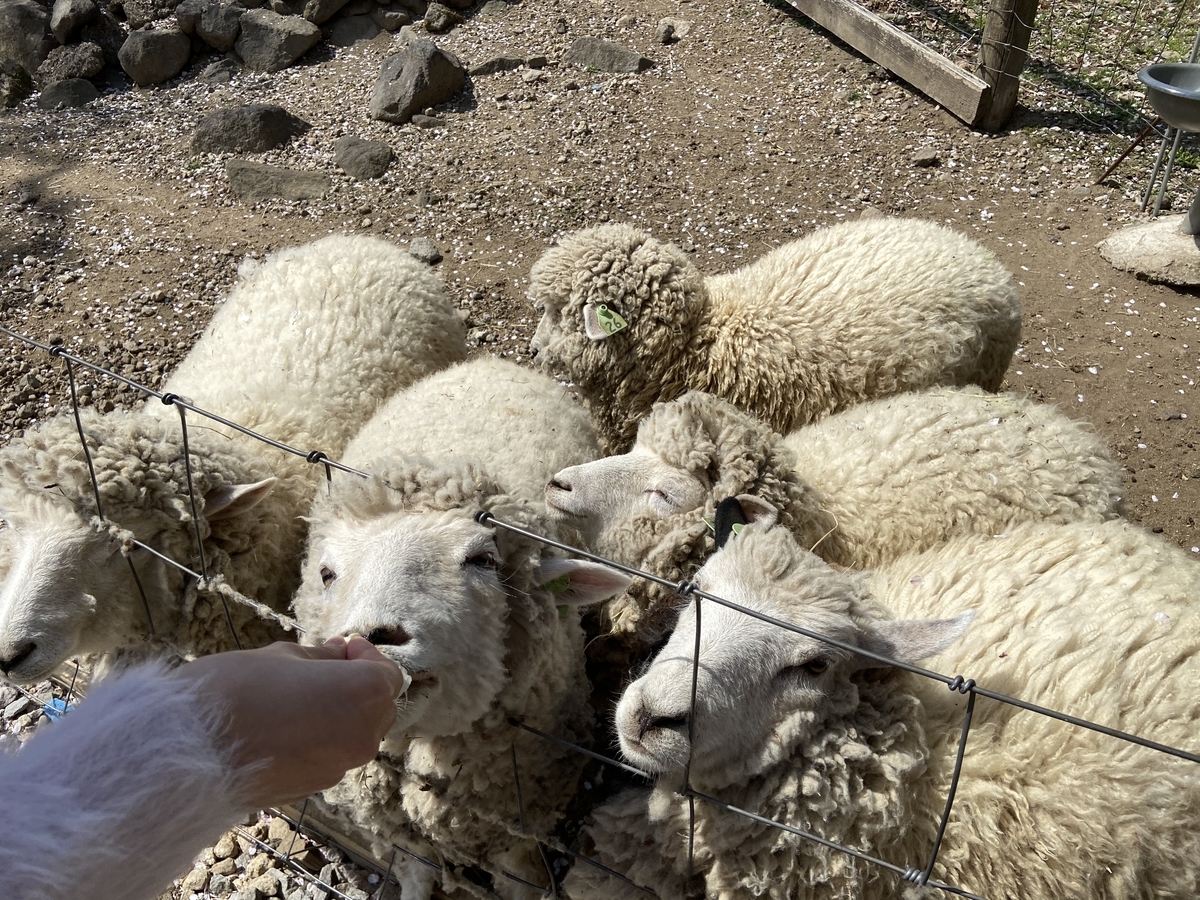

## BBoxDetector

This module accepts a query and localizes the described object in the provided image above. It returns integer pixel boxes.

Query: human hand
[176,636,408,808]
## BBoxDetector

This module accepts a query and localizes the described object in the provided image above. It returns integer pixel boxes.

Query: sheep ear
[582,303,628,340]
[713,497,748,549]
[853,611,975,670]
[204,478,277,521]
[734,494,778,529]
[533,558,633,607]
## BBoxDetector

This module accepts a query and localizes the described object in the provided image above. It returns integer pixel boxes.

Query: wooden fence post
[976,0,1039,131]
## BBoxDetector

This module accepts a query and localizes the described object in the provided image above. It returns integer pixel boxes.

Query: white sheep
[567,505,1200,900]
[546,389,1125,639]
[291,355,625,900]
[0,234,466,682]
[528,219,1022,452]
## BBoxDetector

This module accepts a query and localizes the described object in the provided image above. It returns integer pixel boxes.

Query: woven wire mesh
[2,325,1198,900]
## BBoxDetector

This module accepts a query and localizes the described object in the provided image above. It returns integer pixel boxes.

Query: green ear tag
[540,574,571,595]
[596,304,628,336]
[731,523,744,537]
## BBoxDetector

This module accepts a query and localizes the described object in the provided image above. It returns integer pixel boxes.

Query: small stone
[212,857,238,876]
[3,696,32,718]
[36,77,99,109]
[467,54,521,77]
[422,1,460,33]
[555,17,567,34]
[410,113,444,128]
[214,833,239,860]
[181,867,210,893]
[245,853,273,879]
[912,147,940,167]
[562,36,653,74]
[408,237,442,264]
[249,873,280,897]
[267,816,297,848]
[477,0,507,14]
[290,848,323,872]
[525,54,546,69]
[209,873,233,895]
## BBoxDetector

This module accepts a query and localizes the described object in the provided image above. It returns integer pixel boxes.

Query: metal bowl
[1139,63,1200,132]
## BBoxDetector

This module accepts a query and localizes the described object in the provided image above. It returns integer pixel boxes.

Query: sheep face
[299,508,511,741]
[546,447,708,555]
[615,520,971,790]
[0,495,138,682]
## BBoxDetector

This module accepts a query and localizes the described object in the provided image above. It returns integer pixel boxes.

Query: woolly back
[600,392,844,639]
[529,224,709,452]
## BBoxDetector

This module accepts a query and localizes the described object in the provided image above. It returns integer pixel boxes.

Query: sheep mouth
[543,495,585,522]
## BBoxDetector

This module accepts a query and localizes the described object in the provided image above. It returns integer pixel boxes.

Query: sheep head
[294,455,630,746]
[527,225,709,452]
[546,391,841,637]
[0,410,277,683]
[615,501,972,790]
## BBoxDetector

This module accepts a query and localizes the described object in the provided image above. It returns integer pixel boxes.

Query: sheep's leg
[398,858,439,900]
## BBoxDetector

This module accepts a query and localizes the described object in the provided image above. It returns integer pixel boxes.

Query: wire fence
[2,324,1198,900]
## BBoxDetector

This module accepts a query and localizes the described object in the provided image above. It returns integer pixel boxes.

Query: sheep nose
[637,707,688,741]
[548,476,572,493]
[0,641,36,677]
[356,626,411,647]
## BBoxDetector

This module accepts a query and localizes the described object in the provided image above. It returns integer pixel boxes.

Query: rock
[339,0,370,13]
[408,236,441,264]
[477,0,507,14]
[0,56,32,106]
[197,3,244,52]
[369,5,408,30]
[119,28,190,86]
[655,16,691,43]
[175,0,205,31]
[302,0,347,24]
[1098,215,1200,286]
[525,54,545,69]
[225,159,331,200]
[410,112,442,127]
[3,695,31,718]
[211,857,238,876]
[199,56,238,82]
[267,816,297,848]
[422,1,459,34]
[562,36,653,74]
[193,103,309,153]
[235,8,320,72]
[78,10,122,65]
[245,853,273,879]
[181,867,210,893]
[50,0,96,43]
[333,134,392,178]
[209,873,234,895]
[36,75,98,107]
[36,40,104,85]
[327,14,379,46]
[438,0,471,8]
[290,848,323,872]
[912,147,940,167]
[213,833,240,860]
[0,0,54,76]
[467,54,520,77]
[248,873,280,897]
[369,37,464,124]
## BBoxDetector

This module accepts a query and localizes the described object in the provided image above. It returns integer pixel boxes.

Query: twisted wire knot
[901,866,927,884]
[948,675,976,694]
[306,450,328,464]
[160,392,180,406]
[676,579,697,597]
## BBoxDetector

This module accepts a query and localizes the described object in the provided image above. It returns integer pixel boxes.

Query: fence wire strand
[3,326,1199,900]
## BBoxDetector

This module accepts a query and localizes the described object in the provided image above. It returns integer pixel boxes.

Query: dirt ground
[1,0,1198,556]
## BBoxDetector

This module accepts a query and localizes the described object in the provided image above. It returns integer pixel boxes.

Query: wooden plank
[778,0,991,127]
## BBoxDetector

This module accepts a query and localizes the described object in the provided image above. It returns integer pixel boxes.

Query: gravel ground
[2,0,1199,895]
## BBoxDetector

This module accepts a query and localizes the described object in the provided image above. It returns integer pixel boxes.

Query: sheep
[0,234,466,683]
[546,388,1125,642]
[290,355,622,900]
[528,218,1021,452]
[566,505,1200,900]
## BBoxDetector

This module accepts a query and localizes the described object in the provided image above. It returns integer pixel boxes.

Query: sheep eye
[320,565,336,587]
[779,658,830,680]
[465,551,498,569]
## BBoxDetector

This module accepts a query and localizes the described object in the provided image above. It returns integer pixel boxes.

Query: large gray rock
[0,0,54,76]
[193,103,310,153]
[196,2,242,51]
[369,5,409,31]
[562,36,653,73]
[301,0,345,24]
[421,1,458,33]
[234,8,319,72]
[175,0,205,31]
[333,134,391,178]
[326,13,377,46]
[1098,215,1200,286]
[37,75,98,107]
[369,37,463,124]
[225,159,330,201]
[36,40,103,85]
[79,10,122,65]
[50,0,96,43]
[0,56,32,106]
[119,28,190,85]
[121,0,179,29]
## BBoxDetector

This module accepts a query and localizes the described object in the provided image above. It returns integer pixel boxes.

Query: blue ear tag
[595,304,628,336]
